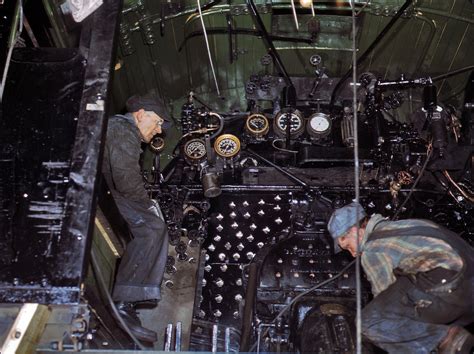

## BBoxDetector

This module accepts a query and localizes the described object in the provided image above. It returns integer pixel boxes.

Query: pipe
[329,0,413,108]
[246,0,293,88]
[246,148,310,191]
[239,262,259,351]
[432,65,474,82]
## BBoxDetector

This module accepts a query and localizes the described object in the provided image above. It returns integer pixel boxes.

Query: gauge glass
[184,139,207,160]
[309,113,330,133]
[214,134,241,158]
[274,110,304,137]
[246,114,269,136]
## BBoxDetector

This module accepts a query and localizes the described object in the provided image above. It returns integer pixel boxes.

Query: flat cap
[328,202,366,253]
[126,94,171,129]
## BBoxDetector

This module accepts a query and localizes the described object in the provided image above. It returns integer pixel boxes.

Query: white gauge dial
[308,113,331,133]
[184,139,207,160]
[214,134,241,158]
[274,110,305,137]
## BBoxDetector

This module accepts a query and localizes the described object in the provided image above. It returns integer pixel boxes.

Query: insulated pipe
[329,0,413,108]
[239,262,259,351]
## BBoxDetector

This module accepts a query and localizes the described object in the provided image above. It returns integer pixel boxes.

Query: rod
[196,0,221,96]
[239,262,259,351]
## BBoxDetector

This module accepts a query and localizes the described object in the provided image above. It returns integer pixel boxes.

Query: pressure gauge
[149,136,165,153]
[307,112,332,138]
[184,138,207,162]
[273,110,305,138]
[214,134,241,158]
[245,113,269,137]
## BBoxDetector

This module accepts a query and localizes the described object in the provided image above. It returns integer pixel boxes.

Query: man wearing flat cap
[328,202,473,353]
[102,94,171,342]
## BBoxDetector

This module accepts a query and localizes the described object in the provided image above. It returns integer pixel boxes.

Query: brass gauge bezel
[245,113,269,137]
[183,138,207,161]
[306,112,332,138]
[273,109,305,138]
[214,134,241,158]
[149,136,165,153]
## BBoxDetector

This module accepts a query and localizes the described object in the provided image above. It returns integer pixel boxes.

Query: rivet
[215,278,224,287]
[243,212,251,219]
[205,265,212,272]
[235,294,243,301]
[233,311,239,319]
[441,279,447,284]
[247,235,254,242]
[233,253,241,260]
[208,244,215,252]
[199,310,206,318]
[294,272,299,278]
[225,242,232,250]
[205,254,210,261]
[257,242,264,248]
[214,235,221,242]
[214,310,222,317]
[231,222,239,229]
[309,259,315,264]
[277,258,283,264]
[243,201,249,207]
[237,243,244,251]
[328,259,332,264]
[218,253,226,261]
[309,273,315,278]
[236,278,243,286]
[308,244,313,249]
[262,226,270,234]
[216,225,224,232]
[250,223,257,231]
[220,264,228,272]
[246,252,255,260]
[236,231,243,239]
[258,199,265,205]
[202,279,207,286]
[328,274,333,278]
[215,295,223,303]
[216,214,224,221]
[229,202,236,208]
[230,212,237,219]
[343,273,349,278]
[274,195,282,201]
[275,272,281,278]
[274,205,281,211]
[258,210,265,216]
[275,217,282,224]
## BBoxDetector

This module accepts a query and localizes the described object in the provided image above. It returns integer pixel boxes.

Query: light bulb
[299,0,312,8]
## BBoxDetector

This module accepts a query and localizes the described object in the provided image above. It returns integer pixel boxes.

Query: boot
[115,302,158,343]
[438,326,474,354]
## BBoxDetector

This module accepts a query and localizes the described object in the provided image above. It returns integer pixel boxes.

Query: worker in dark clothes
[102,94,171,342]
[328,202,473,354]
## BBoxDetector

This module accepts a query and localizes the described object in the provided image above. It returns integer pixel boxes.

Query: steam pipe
[246,0,293,88]
[246,148,310,191]
[329,0,413,108]
[239,262,258,351]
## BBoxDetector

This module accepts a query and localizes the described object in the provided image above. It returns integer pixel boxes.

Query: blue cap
[328,202,366,253]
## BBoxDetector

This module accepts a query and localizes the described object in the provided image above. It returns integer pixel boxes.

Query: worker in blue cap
[102,94,171,343]
[328,202,473,353]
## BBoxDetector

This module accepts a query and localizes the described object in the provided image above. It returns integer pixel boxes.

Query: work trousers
[361,269,473,353]
[112,197,169,303]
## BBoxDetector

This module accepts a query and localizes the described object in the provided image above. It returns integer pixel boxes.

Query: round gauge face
[308,113,331,133]
[149,136,165,153]
[246,114,269,136]
[274,110,304,137]
[184,139,207,160]
[214,134,241,158]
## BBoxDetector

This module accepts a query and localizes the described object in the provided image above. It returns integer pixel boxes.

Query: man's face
[136,109,164,143]
[337,226,363,257]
